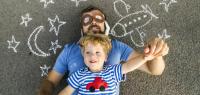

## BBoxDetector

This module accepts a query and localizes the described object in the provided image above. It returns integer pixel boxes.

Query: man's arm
[37,70,64,95]
[58,85,75,95]
[127,38,169,75]
[129,52,166,75]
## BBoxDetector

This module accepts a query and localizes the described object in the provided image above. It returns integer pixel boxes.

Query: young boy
[58,34,155,95]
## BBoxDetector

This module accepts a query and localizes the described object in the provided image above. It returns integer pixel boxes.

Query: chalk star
[48,15,66,36]
[20,13,32,27]
[49,40,62,54]
[158,29,171,40]
[40,64,51,77]
[40,0,54,8]
[7,35,20,53]
[71,0,87,7]
[159,0,177,12]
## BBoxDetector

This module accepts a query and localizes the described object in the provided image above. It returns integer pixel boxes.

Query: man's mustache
[82,25,105,36]
[88,25,101,31]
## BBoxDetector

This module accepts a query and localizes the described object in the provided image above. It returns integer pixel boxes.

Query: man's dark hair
[80,5,106,20]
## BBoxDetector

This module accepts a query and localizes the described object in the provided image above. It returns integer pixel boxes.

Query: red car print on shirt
[86,77,108,92]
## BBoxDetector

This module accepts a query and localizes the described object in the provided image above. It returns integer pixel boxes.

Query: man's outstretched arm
[37,70,64,95]
[128,38,169,75]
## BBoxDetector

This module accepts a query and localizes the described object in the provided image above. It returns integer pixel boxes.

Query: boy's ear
[104,55,108,62]
[104,21,110,35]
[81,49,84,56]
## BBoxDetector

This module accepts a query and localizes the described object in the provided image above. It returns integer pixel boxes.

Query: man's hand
[143,38,169,61]
[37,78,54,95]
[37,71,63,95]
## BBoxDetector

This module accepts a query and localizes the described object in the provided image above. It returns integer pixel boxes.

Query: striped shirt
[68,64,123,95]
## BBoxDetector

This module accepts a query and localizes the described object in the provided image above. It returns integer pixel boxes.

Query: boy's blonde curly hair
[79,34,112,55]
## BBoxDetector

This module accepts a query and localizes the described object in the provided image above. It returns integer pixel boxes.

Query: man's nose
[91,19,97,25]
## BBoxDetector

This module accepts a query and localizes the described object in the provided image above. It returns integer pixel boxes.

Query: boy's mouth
[89,60,97,63]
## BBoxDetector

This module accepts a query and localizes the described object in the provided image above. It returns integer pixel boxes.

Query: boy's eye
[96,52,101,55]
[86,51,90,54]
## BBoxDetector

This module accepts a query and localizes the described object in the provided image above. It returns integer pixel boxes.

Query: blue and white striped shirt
[68,64,123,95]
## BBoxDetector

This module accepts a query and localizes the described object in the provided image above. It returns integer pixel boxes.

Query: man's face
[81,10,105,35]
[83,42,107,72]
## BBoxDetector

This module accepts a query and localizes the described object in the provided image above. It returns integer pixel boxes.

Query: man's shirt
[53,39,133,76]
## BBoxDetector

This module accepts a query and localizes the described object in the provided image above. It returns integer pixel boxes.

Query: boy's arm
[122,54,147,74]
[58,85,75,95]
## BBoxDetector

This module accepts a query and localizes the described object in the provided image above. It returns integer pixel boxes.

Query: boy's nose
[90,53,97,58]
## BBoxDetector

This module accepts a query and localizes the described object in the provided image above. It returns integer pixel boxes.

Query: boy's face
[83,42,107,72]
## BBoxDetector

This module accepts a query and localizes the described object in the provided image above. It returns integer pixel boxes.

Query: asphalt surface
[0,0,199,95]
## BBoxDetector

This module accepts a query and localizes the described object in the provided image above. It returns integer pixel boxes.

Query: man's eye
[84,17,90,23]
[95,15,103,20]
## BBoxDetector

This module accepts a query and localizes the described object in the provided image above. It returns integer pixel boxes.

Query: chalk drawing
[71,0,87,7]
[49,40,62,54]
[26,0,29,2]
[114,0,131,18]
[40,64,51,77]
[7,35,20,53]
[40,0,54,8]
[111,1,158,47]
[20,13,32,27]
[158,29,171,40]
[160,0,177,12]
[27,26,50,57]
[48,15,66,36]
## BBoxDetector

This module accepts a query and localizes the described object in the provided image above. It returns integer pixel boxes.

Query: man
[38,6,169,95]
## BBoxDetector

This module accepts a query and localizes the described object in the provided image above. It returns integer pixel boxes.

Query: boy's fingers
[144,47,150,57]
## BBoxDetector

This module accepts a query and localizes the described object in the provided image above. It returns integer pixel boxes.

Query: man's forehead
[83,10,104,16]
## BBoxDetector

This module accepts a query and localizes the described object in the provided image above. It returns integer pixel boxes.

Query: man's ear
[104,21,110,35]
[81,29,84,37]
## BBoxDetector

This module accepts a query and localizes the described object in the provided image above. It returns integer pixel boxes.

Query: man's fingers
[163,44,169,56]
[153,39,164,55]
[155,43,169,57]
[148,38,159,55]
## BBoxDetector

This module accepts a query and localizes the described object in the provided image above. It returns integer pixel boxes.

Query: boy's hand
[144,38,169,61]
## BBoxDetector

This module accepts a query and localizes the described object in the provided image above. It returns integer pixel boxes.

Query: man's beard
[85,25,105,35]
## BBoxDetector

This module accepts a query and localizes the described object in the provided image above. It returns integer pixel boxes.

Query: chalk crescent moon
[27,26,50,57]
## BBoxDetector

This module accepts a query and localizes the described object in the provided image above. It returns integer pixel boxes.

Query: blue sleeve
[53,44,69,75]
[112,64,123,82]
[114,40,133,61]
[67,71,80,89]
[112,40,133,81]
